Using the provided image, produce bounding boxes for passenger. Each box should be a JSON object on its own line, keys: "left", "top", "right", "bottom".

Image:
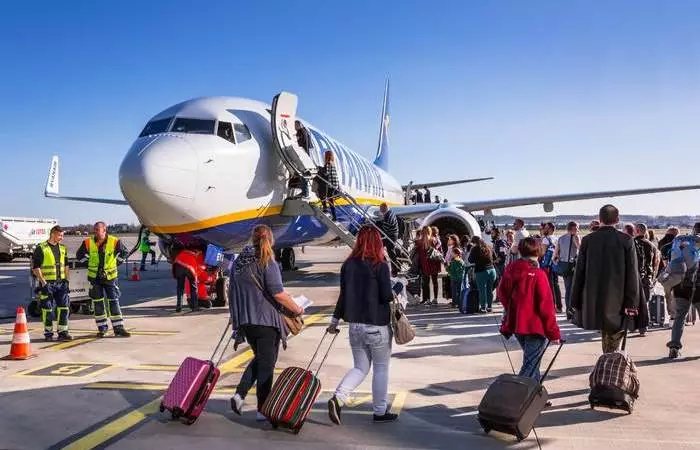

{"left": 648, "top": 229, "right": 659, "bottom": 248}
{"left": 468, "top": 236, "right": 497, "bottom": 313}
{"left": 448, "top": 247, "right": 467, "bottom": 306}
{"left": 375, "top": 203, "right": 400, "bottom": 277}
{"left": 631, "top": 223, "right": 654, "bottom": 336}
{"left": 504, "top": 229, "right": 516, "bottom": 265}
{"left": 571, "top": 205, "right": 639, "bottom": 353}
{"left": 498, "top": 237, "right": 561, "bottom": 382}
{"left": 415, "top": 189, "right": 424, "bottom": 204}
{"left": 430, "top": 226, "right": 442, "bottom": 252}
{"left": 540, "top": 222, "right": 562, "bottom": 312}
{"left": 76, "top": 221, "right": 131, "bottom": 338}
{"left": 172, "top": 247, "right": 203, "bottom": 312}
{"left": 327, "top": 226, "right": 397, "bottom": 424}
{"left": 229, "top": 225, "right": 304, "bottom": 421}
{"left": 491, "top": 228, "right": 509, "bottom": 281}
{"left": 660, "top": 226, "right": 682, "bottom": 320}
{"left": 554, "top": 221, "right": 580, "bottom": 320}
{"left": 424, "top": 188, "right": 431, "bottom": 204}
{"left": 320, "top": 150, "right": 339, "bottom": 222}
{"left": 294, "top": 120, "right": 311, "bottom": 198}
{"left": 444, "top": 234, "right": 461, "bottom": 307}
{"left": 31, "top": 225, "right": 72, "bottom": 341}
{"left": 510, "top": 218, "right": 530, "bottom": 259}
{"left": 666, "top": 222, "right": 700, "bottom": 358}
{"left": 434, "top": 195, "right": 441, "bottom": 204}
{"left": 139, "top": 228, "right": 157, "bottom": 271}
{"left": 589, "top": 220, "right": 601, "bottom": 231}
{"left": 417, "top": 227, "right": 441, "bottom": 305}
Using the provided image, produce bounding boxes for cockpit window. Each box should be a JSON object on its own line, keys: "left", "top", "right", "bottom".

{"left": 171, "top": 118, "right": 216, "bottom": 134}
{"left": 139, "top": 117, "right": 172, "bottom": 137}
{"left": 234, "top": 123, "right": 252, "bottom": 143}
{"left": 217, "top": 121, "right": 235, "bottom": 143}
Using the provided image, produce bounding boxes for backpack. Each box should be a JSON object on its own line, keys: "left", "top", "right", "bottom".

{"left": 669, "top": 235, "right": 699, "bottom": 275}
{"left": 540, "top": 236, "right": 556, "bottom": 269}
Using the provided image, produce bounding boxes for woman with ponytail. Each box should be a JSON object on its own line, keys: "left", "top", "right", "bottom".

{"left": 229, "top": 224, "right": 303, "bottom": 421}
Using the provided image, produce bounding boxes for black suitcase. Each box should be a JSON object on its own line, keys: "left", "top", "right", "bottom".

{"left": 477, "top": 341, "right": 564, "bottom": 442}
{"left": 649, "top": 293, "right": 666, "bottom": 327}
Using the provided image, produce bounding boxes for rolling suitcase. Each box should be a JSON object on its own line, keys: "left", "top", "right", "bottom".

{"left": 459, "top": 275, "right": 480, "bottom": 314}
{"left": 261, "top": 331, "right": 338, "bottom": 434}
{"left": 589, "top": 317, "right": 639, "bottom": 414}
{"left": 477, "top": 340, "right": 565, "bottom": 442}
{"left": 160, "top": 323, "right": 231, "bottom": 425}
{"left": 649, "top": 293, "right": 666, "bottom": 327}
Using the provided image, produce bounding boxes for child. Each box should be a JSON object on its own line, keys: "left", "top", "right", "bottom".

{"left": 448, "top": 248, "right": 467, "bottom": 305}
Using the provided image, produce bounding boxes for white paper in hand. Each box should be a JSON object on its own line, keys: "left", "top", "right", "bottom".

{"left": 293, "top": 295, "right": 313, "bottom": 311}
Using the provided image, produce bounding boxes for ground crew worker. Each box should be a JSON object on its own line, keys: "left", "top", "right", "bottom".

{"left": 172, "top": 247, "right": 203, "bottom": 312}
{"left": 76, "top": 221, "right": 131, "bottom": 338}
{"left": 139, "top": 228, "right": 157, "bottom": 271}
{"left": 31, "top": 225, "right": 73, "bottom": 342}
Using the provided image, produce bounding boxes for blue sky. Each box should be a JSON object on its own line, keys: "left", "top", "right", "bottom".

{"left": 1, "top": 0, "right": 699, "bottom": 226}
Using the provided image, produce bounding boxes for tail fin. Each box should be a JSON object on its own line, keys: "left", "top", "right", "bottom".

{"left": 45, "top": 155, "right": 60, "bottom": 197}
{"left": 373, "top": 78, "right": 390, "bottom": 171}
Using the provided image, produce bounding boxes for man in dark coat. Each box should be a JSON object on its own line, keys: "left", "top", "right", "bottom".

{"left": 570, "top": 204, "right": 640, "bottom": 353}
{"left": 375, "top": 203, "right": 400, "bottom": 276}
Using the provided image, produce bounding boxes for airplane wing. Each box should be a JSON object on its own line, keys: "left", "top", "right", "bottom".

{"left": 389, "top": 184, "right": 700, "bottom": 219}
{"left": 459, "top": 185, "right": 700, "bottom": 213}
{"left": 44, "top": 155, "right": 129, "bottom": 205}
{"left": 402, "top": 177, "right": 494, "bottom": 190}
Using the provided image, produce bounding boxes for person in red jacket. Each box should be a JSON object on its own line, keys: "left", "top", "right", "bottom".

{"left": 172, "top": 248, "right": 203, "bottom": 312}
{"left": 498, "top": 237, "right": 561, "bottom": 382}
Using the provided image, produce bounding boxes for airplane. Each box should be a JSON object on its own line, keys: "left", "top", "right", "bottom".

{"left": 45, "top": 80, "right": 700, "bottom": 280}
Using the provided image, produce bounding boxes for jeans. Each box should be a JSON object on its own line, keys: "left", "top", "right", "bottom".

{"left": 475, "top": 268, "right": 497, "bottom": 309}
{"left": 39, "top": 280, "right": 70, "bottom": 336}
{"left": 450, "top": 278, "right": 462, "bottom": 305}
{"left": 89, "top": 281, "right": 123, "bottom": 331}
{"left": 668, "top": 298, "right": 700, "bottom": 350}
{"left": 140, "top": 250, "right": 156, "bottom": 269}
{"left": 661, "top": 271, "right": 684, "bottom": 319}
{"left": 421, "top": 273, "right": 439, "bottom": 301}
{"left": 236, "top": 325, "right": 281, "bottom": 410}
{"left": 174, "top": 264, "right": 197, "bottom": 309}
{"left": 335, "top": 323, "right": 392, "bottom": 415}
{"left": 557, "top": 261, "right": 575, "bottom": 313}
{"left": 516, "top": 334, "right": 548, "bottom": 382}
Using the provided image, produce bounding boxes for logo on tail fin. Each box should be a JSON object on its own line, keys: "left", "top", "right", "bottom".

{"left": 373, "top": 78, "right": 390, "bottom": 171}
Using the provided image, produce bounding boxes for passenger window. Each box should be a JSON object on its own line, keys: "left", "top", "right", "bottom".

{"left": 234, "top": 123, "right": 252, "bottom": 143}
{"left": 217, "top": 121, "right": 235, "bottom": 143}
{"left": 171, "top": 118, "right": 215, "bottom": 134}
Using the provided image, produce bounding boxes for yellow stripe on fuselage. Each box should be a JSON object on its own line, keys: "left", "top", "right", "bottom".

{"left": 148, "top": 197, "right": 400, "bottom": 234}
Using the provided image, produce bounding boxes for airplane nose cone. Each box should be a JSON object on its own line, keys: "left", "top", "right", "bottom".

{"left": 119, "top": 134, "right": 198, "bottom": 227}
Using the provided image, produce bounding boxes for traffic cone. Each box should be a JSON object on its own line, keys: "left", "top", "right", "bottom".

{"left": 131, "top": 264, "right": 140, "bottom": 281}
{"left": 4, "top": 307, "right": 36, "bottom": 360}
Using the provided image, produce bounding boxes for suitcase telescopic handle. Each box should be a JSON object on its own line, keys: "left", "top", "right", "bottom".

{"left": 539, "top": 339, "right": 565, "bottom": 385}
{"left": 306, "top": 331, "right": 339, "bottom": 376}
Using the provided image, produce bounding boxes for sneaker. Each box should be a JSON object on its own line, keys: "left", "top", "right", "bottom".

{"left": 175, "top": 306, "right": 182, "bottom": 313}
{"left": 44, "top": 334, "right": 54, "bottom": 342}
{"left": 419, "top": 299, "right": 428, "bottom": 305}
{"left": 230, "top": 394, "right": 244, "bottom": 416}
{"left": 479, "top": 308, "right": 487, "bottom": 314}
{"left": 96, "top": 329, "right": 107, "bottom": 338}
{"left": 669, "top": 348, "right": 680, "bottom": 359}
{"left": 256, "top": 411, "right": 268, "bottom": 422}
{"left": 328, "top": 395, "right": 342, "bottom": 425}
{"left": 57, "top": 332, "right": 73, "bottom": 341}
{"left": 639, "top": 329, "right": 647, "bottom": 337}
{"left": 113, "top": 326, "right": 131, "bottom": 338}
{"left": 486, "top": 307, "right": 493, "bottom": 313}
{"left": 373, "top": 412, "right": 398, "bottom": 423}
{"left": 201, "top": 300, "right": 213, "bottom": 309}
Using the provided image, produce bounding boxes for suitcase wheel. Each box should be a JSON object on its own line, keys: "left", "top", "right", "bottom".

{"left": 293, "top": 425, "right": 302, "bottom": 435}
{"left": 516, "top": 432, "right": 525, "bottom": 442}
{"left": 270, "top": 422, "right": 279, "bottom": 430}
{"left": 159, "top": 403, "right": 165, "bottom": 413}
{"left": 186, "top": 416, "right": 197, "bottom": 425}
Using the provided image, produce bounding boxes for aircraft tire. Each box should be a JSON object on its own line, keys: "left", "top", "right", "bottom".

{"left": 281, "top": 248, "right": 295, "bottom": 271}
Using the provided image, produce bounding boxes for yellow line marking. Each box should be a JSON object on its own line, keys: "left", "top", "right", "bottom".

{"left": 48, "top": 337, "right": 98, "bottom": 351}
{"left": 128, "top": 364, "right": 283, "bottom": 374}
{"left": 391, "top": 391, "right": 408, "bottom": 416}
{"left": 69, "top": 329, "right": 179, "bottom": 336}
{"left": 345, "top": 394, "right": 373, "bottom": 407}
{"left": 15, "top": 362, "right": 114, "bottom": 378}
{"left": 60, "top": 397, "right": 162, "bottom": 450}
{"left": 85, "top": 382, "right": 168, "bottom": 391}
{"left": 219, "top": 307, "right": 332, "bottom": 375}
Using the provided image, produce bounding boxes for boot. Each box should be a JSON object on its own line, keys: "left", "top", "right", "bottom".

{"left": 57, "top": 331, "right": 73, "bottom": 341}
{"left": 96, "top": 327, "right": 108, "bottom": 338}
{"left": 113, "top": 326, "right": 131, "bottom": 338}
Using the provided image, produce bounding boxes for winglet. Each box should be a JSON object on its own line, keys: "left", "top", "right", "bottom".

{"left": 373, "top": 78, "right": 390, "bottom": 171}
{"left": 45, "top": 155, "right": 60, "bottom": 197}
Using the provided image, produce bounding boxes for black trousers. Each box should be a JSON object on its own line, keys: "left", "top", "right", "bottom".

{"left": 422, "top": 273, "right": 439, "bottom": 301}
{"left": 174, "top": 264, "right": 196, "bottom": 308}
{"left": 236, "top": 325, "right": 281, "bottom": 410}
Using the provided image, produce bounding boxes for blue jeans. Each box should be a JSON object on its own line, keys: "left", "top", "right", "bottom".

{"left": 668, "top": 298, "right": 700, "bottom": 350}
{"left": 335, "top": 323, "right": 392, "bottom": 415}
{"left": 475, "top": 268, "right": 497, "bottom": 309}
{"left": 516, "top": 334, "right": 548, "bottom": 382}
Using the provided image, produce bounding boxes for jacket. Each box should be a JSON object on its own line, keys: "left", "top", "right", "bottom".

{"left": 570, "top": 226, "right": 639, "bottom": 332}
{"left": 448, "top": 258, "right": 467, "bottom": 282}
{"left": 333, "top": 257, "right": 393, "bottom": 326}
{"left": 172, "top": 249, "right": 203, "bottom": 280}
{"left": 498, "top": 258, "right": 561, "bottom": 341}
{"left": 418, "top": 241, "right": 442, "bottom": 276}
{"left": 468, "top": 247, "right": 494, "bottom": 272}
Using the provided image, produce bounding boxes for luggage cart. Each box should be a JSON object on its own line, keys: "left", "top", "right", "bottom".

{"left": 27, "top": 259, "right": 93, "bottom": 318}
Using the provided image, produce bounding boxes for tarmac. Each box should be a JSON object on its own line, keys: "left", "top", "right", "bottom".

{"left": 1, "top": 245, "right": 700, "bottom": 449}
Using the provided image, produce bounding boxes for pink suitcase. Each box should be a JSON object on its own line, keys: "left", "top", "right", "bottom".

{"left": 160, "top": 325, "right": 231, "bottom": 425}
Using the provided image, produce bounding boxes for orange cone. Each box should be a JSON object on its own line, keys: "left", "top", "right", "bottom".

{"left": 131, "top": 264, "right": 140, "bottom": 281}
{"left": 5, "top": 307, "right": 36, "bottom": 360}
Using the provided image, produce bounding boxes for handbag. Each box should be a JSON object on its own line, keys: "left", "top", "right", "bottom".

{"left": 428, "top": 246, "right": 444, "bottom": 262}
{"left": 391, "top": 301, "right": 415, "bottom": 345}
{"left": 249, "top": 268, "right": 304, "bottom": 335}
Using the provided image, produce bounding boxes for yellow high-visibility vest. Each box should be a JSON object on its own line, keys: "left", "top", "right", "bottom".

{"left": 84, "top": 235, "right": 118, "bottom": 280}
{"left": 39, "top": 242, "right": 67, "bottom": 281}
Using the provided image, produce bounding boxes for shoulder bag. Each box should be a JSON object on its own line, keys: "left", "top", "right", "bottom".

{"left": 249, "top": 267, "right": 304, "bottom": 335}
{"left": 391, "top": 301, "right": 415, "bottom": 345}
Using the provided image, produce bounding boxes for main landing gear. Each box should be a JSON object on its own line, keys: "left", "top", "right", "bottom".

{"left": 276, "top": 248, "right": 296, "bottom": 271}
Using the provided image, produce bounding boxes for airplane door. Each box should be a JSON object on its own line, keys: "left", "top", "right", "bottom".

{"left": 270, "top": 92, "right": 317, "bottom": 178}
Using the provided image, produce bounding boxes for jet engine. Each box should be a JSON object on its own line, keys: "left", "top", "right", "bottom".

{"left": 419, "top": 206, "right": 482, "bottom": 241}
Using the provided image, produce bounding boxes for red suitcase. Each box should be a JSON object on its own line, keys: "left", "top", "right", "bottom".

{"left": 261, "top": 331, "right": 337, "bottom": 434}
{"left": 160, "top": 324, "right": 231, "bottom": 425}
